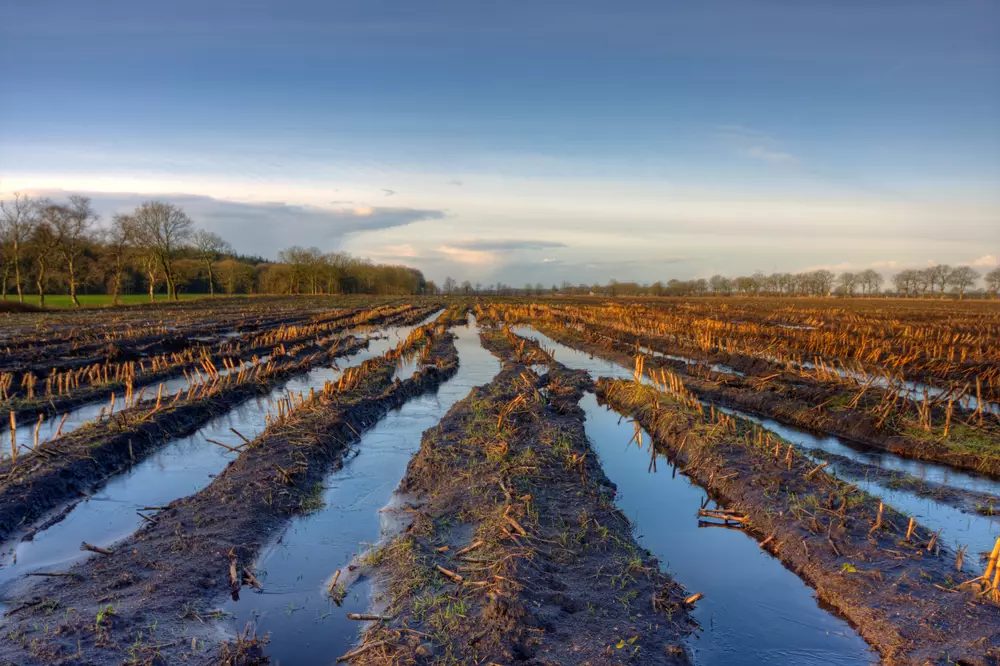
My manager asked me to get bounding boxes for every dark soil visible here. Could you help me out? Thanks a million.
[1,303,436,419]
[0,301,46,313]
[531,320,1000,477]
[0,323,460,666]
[600,378,1000,665]
[0,335,368,544]
[351,327,694,665]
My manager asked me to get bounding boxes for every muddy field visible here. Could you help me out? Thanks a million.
[0,295,998,665]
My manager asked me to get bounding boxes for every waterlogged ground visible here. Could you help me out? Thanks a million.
[217,318,501,664]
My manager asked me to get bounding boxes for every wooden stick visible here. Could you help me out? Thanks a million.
[55,412,68,438]
[983,537,1000,585]
[805,461,829,479]
[243,567,263,590]
[455,540,485,557]
[80,542,113,555]
[346,613,390,621]
[328,569,342,595]
[229,428,252,444]
[33,414,43,450]
[435,564,464,583]
[206,438,243,453]
[336,640,388,663]
[9,411,16,464]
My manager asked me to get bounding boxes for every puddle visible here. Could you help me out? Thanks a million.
[581,394,874,665]
[511,328,1000,574]
[4,310,444,457]
[0,315,444,590]
[217,317,502,664]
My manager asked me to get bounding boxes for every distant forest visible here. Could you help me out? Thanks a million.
[0,194,429,306]
[440,265,1000,299]
[3,193,997,305]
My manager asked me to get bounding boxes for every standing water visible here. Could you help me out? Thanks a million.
[0,314,443,591]
[218,317,502,665]
[582,394,874,665]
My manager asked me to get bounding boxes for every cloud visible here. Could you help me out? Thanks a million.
[742,146,796,164]
[972,254,998,267]
[382,189,396,197]
[448,179,464,187]
[717,124,797,165]
[437,245,497,265]
[16,189,444,258]
[448,239,567,252]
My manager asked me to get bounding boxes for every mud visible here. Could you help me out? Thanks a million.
[530,320,1000,478]
[0,336,367,544]
[352,327,693,665]
[0,324,460,666]
[1,303,437,424]
[600,378,1000,665]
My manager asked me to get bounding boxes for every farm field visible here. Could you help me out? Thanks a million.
[0,296,998,665]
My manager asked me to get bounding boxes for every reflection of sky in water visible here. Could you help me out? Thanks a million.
[0,314,447,593]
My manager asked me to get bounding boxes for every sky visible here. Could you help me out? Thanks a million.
[1,0,998,285]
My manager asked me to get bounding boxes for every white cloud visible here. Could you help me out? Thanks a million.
[972,254,998,267]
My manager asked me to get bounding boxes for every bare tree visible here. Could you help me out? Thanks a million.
[192,229,232,297]
[947,266,979,299]
[928,264,953,296]
[50,196,98,307]
[31,205,63,307]
[105,214,136,304]
[837,271,857,296]
[130,202,194,300]
[985,267,1000,299]
[0,193,38,302]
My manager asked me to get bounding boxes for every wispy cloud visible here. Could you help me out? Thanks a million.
[743,146,796,164]
[16,189,444,258]
[717,124,797,165]
[449,239,566,252]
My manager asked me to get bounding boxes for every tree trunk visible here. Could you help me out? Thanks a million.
[67,257,80,307]
[36,260,46,307]
[15,258,23,303]
[147,270,156,302]
[207,263,215,297]
[110,273,121,305]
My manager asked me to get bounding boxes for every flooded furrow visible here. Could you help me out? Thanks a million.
[217,317,501,664]
[511,326,1000,566]
[582,393,874,665]
[4,311,443,456]
[718,407,1000,561]
[0,314,444,591]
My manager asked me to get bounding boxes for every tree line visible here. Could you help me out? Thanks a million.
[0,194,430,305]
[436,266,1000,299]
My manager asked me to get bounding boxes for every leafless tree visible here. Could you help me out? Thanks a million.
[985,267,1000,298]
[192,229,232,297]
[927,264,953,296]
[838,271,857,296]
[0,193,38,302]
[105,214,136,304]
[130,201,194,300]
[947,266,979,299]
[51,196,98,307]
[31,205,63,307]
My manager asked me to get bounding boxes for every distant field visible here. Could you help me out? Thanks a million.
[4,293,211,309]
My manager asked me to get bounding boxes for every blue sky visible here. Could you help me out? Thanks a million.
[2,1,998,284]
